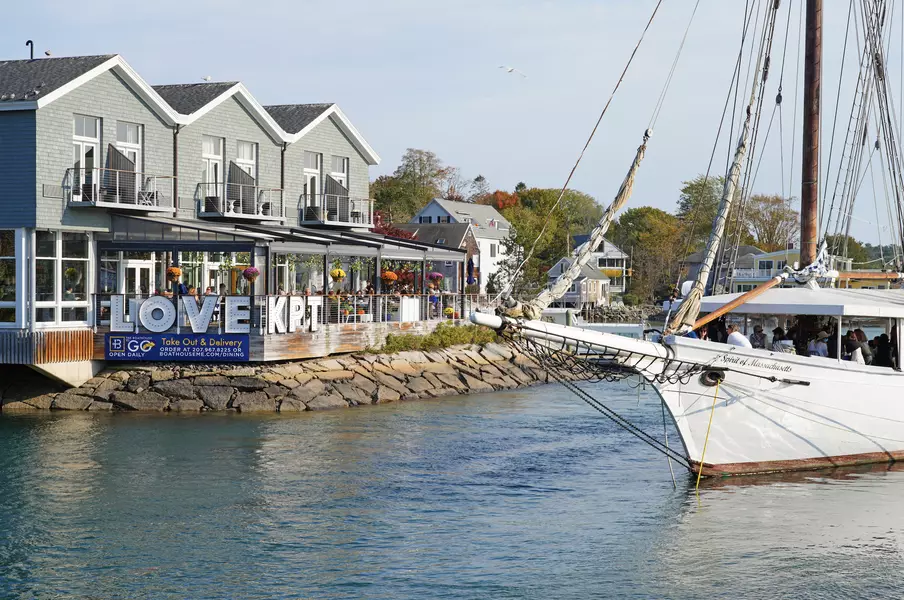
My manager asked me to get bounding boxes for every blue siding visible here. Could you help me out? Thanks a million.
[0,111,36,227]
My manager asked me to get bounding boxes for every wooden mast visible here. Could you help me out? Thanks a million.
[800,0,822,266]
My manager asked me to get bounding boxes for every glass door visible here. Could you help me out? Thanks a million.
[124,263,154,296]
[72,142,98,201]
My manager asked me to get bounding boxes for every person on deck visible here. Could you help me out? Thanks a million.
[854,329,872,365]
[726,323,752,348]
[749,325,766,349]
[808,331,830,357]
[873,334,894,368]
[772,327,796,353]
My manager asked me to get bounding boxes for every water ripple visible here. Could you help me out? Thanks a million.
[2,384,904,598]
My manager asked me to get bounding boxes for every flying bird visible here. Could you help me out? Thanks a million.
[201,75,212,82]
[498,65,527,78]
[44,51,52,57]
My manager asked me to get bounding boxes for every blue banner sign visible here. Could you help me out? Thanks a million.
[106,333,250,362]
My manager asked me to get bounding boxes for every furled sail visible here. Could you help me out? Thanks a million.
[668,109,752,333]
[511,130,650,321]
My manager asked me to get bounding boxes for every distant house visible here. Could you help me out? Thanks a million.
[394,223,479,292]
[570,235,630,295]
[410,199,512,293]
[680,245,765,288]
[545,257,610,310]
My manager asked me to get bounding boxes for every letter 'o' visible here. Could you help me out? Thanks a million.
[139,296,177,332]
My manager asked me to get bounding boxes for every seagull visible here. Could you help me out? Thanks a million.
[44,51,52,57]
[201,75,212,82]
[498,65,527,78]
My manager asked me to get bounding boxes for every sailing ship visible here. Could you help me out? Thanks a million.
[473,0,904,476]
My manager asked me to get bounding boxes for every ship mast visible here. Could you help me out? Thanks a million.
[800,0,821,266]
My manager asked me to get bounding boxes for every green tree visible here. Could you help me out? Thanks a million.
[609,206,684,302]
[825,234,870,265]
[676,175,724,250]
[493,187,602,294]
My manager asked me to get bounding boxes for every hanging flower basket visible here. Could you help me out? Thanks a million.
[381,271,398,283]
[399,270,415,283]
[242,266,260,282]
[330,268,346,281]
[428,272,444,281]
[166,266,182,282]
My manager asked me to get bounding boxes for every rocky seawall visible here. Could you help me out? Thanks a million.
[0,343,552,413]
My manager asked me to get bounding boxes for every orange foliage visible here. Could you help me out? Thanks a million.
[479,190,519,210]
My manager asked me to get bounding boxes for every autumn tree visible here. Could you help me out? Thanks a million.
[479,190,519,210]
[743,194,799,252]
[370,149,453,222]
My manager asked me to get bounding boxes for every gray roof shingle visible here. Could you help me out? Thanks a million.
[152,82,237,114]
[0,55,115,103]
[263,103,333,134]
[394,223,471,248]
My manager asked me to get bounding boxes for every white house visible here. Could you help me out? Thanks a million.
[545,257,610,310]
[410,199,512,293]
[570,235,630,295]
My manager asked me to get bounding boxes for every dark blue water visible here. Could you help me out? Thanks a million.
[2,382,904,599]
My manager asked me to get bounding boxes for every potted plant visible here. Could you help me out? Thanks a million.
[444,306,455,319]
[330,267,346,282]
[242,266,260,283]
[428,271,444,282]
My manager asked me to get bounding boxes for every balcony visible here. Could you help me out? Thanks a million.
[198,183,285,222]
[300,194,374,228]
[733,268,779,279]
[65,168,174,212]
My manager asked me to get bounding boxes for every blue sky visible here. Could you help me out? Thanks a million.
[2,1,899,244]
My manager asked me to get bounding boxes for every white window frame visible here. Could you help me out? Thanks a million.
[0,229,24,329]
[72,115,101,201]
[116,121,143,171]
[304,151,322,197]
[32,230,93,328]
[236,140,257,179]
[202,135,225,197]
[330,155,348,188]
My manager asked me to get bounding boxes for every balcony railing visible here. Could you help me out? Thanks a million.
[65,168,174,211]
[198,183,285,222]
[733,268,780,279]
[300,194,374,227]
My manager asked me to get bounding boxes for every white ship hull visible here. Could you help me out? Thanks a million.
[656,336,904,476]
[472,313,904,476]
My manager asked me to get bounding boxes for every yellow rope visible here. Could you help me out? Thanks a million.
[695,380,721,492]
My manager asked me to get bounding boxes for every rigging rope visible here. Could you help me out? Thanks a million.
[669,0,780,333]
[695,379,721,491]
[668,0,756,302]
[494,0,666,302]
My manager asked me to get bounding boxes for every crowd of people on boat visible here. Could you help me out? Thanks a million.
[687,316,898,367]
